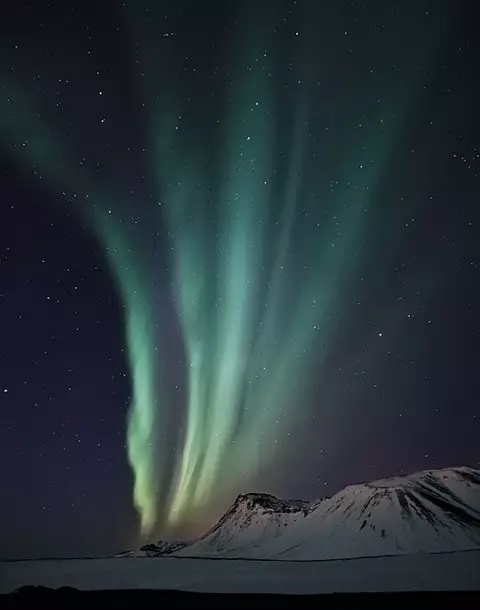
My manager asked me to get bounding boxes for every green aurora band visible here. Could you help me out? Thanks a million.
[0,3,439,538]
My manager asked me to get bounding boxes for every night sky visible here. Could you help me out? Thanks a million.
[1,0,479,559]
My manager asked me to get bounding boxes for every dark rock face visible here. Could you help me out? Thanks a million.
[235,493,310,515]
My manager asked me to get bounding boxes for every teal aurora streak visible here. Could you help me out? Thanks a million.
[0,3,437,538]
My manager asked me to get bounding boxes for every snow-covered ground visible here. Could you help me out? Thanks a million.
[1,550,479,594]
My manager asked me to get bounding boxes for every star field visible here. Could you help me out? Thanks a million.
[0,0,479,558]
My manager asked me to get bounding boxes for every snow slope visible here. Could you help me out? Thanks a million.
[174,467,480,559]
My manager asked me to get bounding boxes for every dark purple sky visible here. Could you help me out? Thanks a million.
[0,0,479,558]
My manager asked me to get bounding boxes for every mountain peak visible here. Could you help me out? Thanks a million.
[234,492,309,513]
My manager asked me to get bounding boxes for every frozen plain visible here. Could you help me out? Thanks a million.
[1,550,479,594]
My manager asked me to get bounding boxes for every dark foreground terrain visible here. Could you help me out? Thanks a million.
[2,587,480,610]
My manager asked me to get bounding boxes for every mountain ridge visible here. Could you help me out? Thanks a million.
[122,466,480,560]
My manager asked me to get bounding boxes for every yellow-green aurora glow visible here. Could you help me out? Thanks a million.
[0,2,439,538]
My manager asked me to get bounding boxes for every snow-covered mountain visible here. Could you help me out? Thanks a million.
[172,466,480,560]
[175,493,310,557]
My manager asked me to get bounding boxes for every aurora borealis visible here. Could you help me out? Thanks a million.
[1,1,479,557]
